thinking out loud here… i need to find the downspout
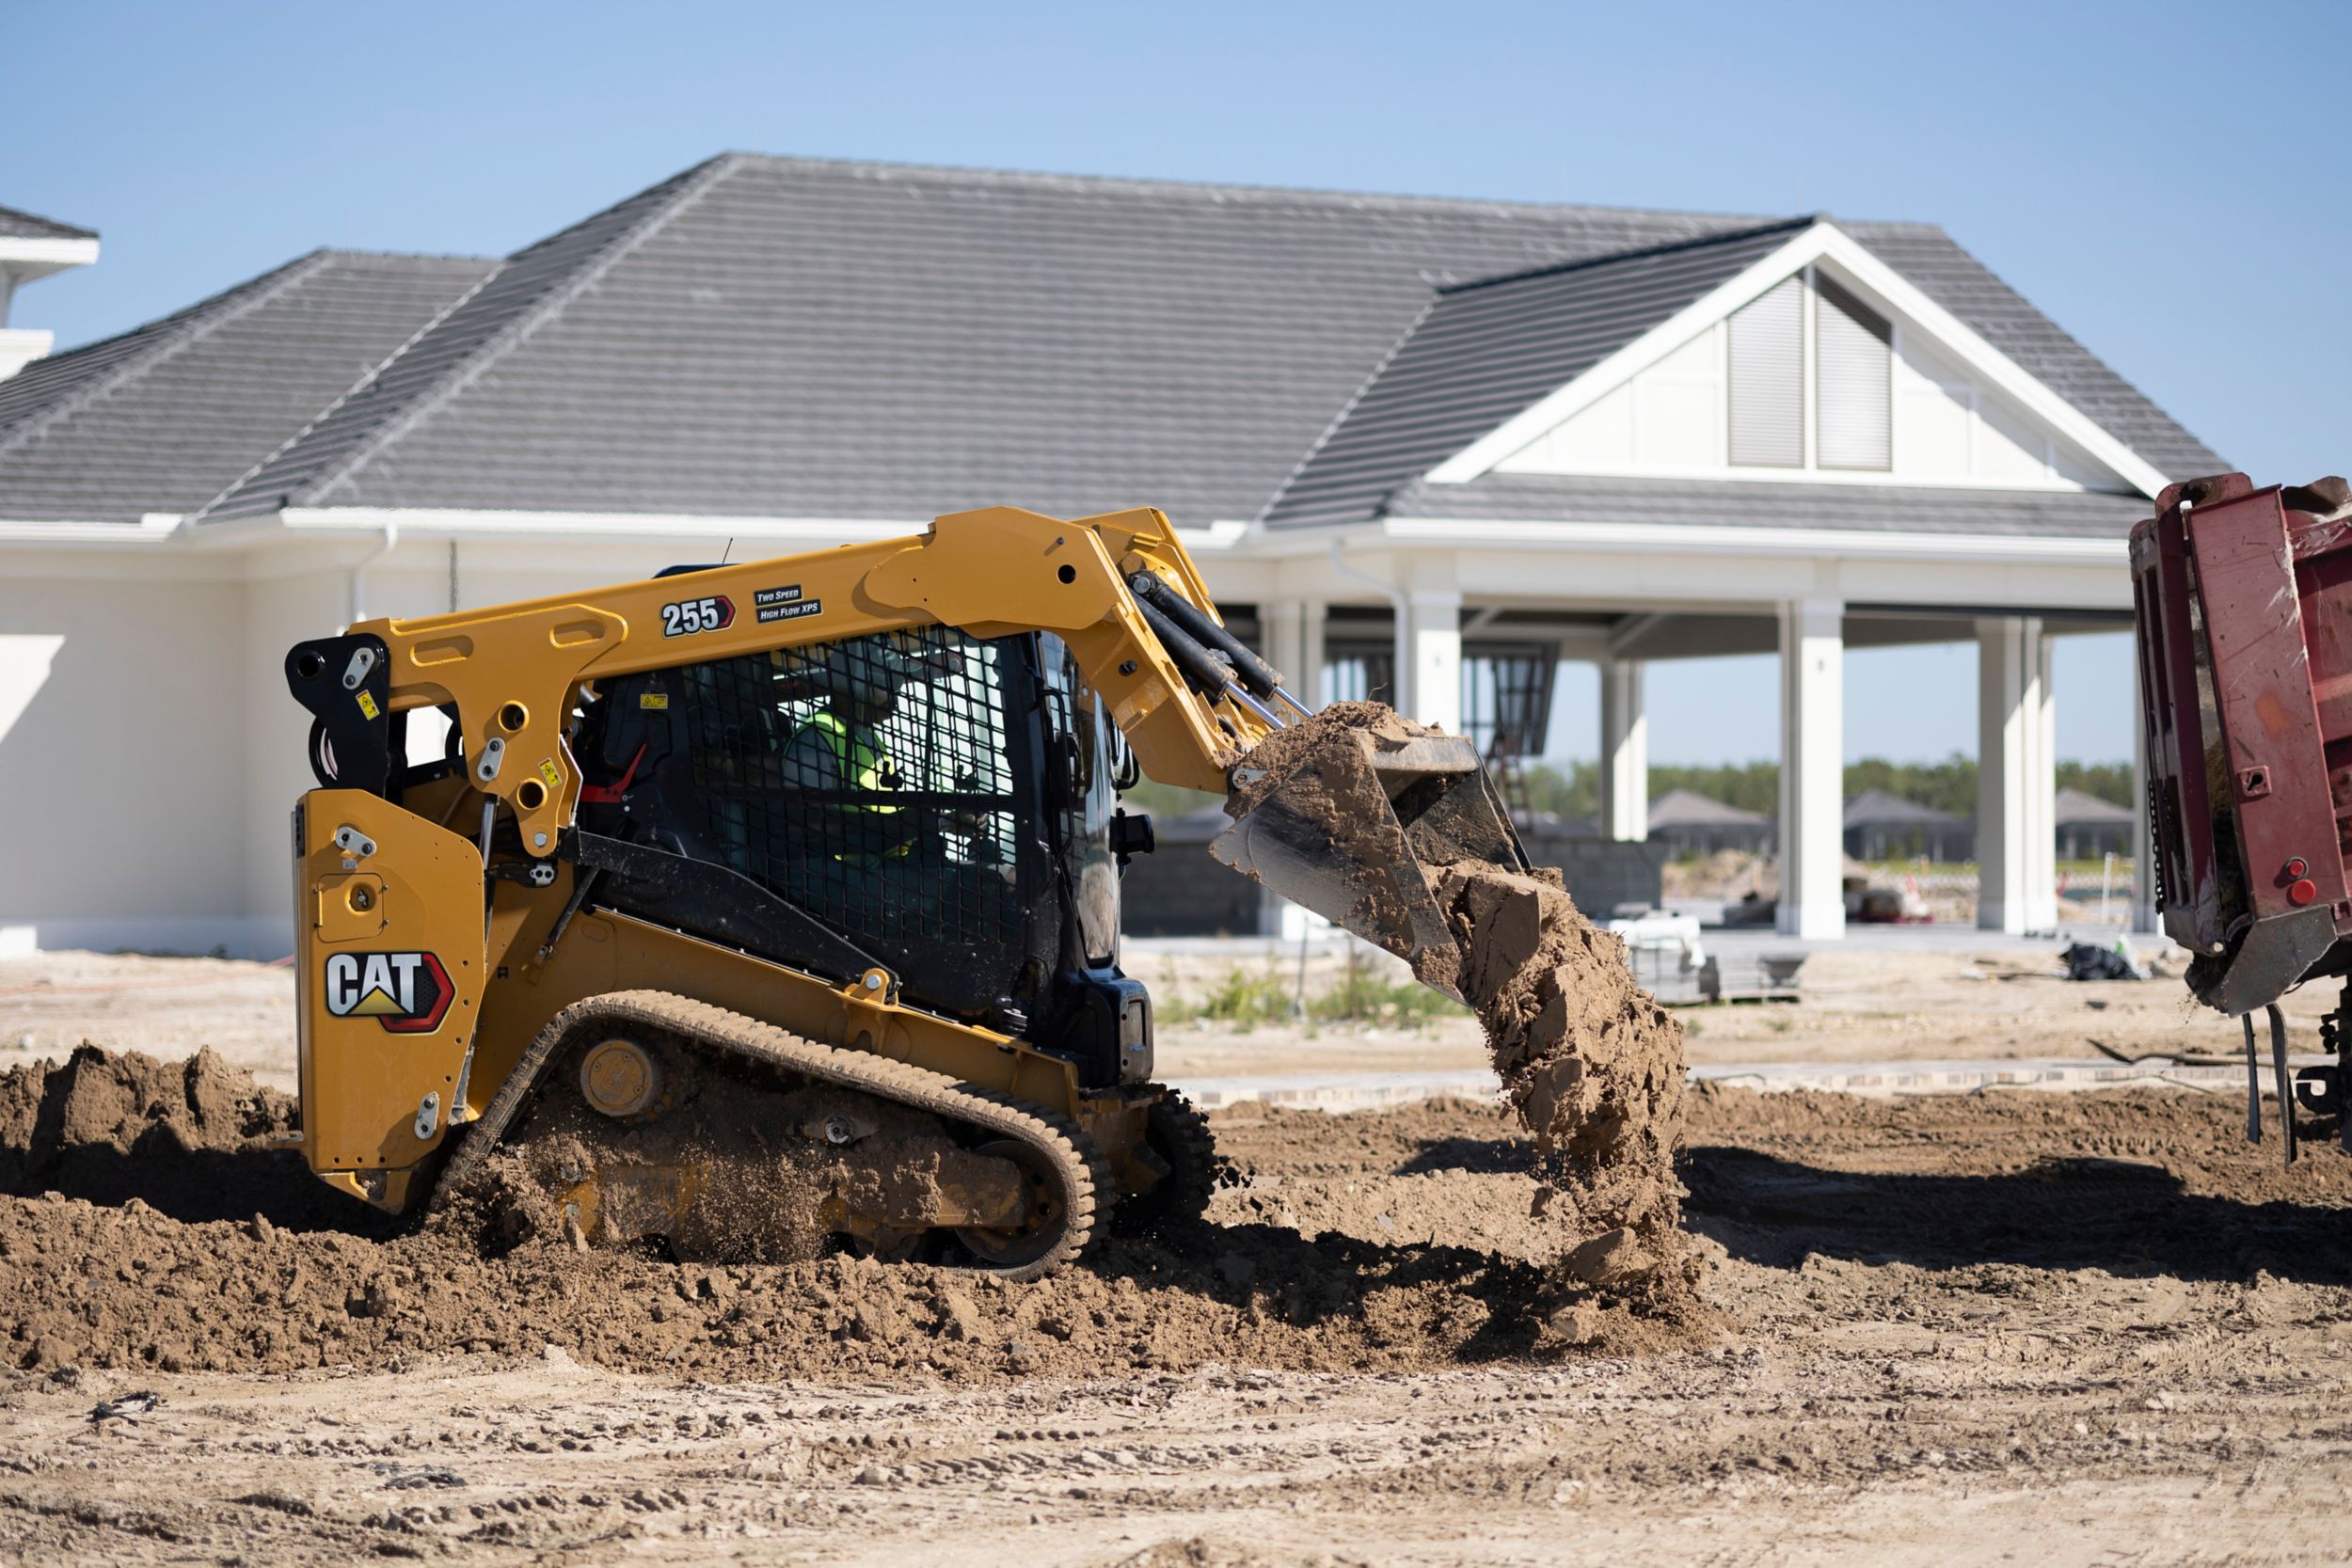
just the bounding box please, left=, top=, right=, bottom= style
left=346, top=518, right=398, bottom=629
left=1328, top=539, right=1410, bottom=714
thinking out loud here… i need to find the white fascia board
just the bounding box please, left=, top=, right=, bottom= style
left=0, top=513, right=183, bottom=545
left=278, top=507, right=926, bottom=542
left=1427, top=223, right=2172, bottom=501
left=1183, top=519, right=1249, bottom=551
left=1378, top=515, right=2128, bottom=566
left=1426, top=225, right=1834, bottom=485
left=265, top=507, right=1251, bottom=552
left=0, top=237, right=102, bottom=278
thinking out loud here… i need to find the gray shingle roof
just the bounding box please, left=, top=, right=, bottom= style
left=0, top=204, right=97, bottom=242
left=203, top=160, right=723, bottom=523
left=202, top=155, right=1790, bottom=527
left=2055, top=785, right=2134, bottom=825
left=1383, top=471, right=2152, bottom=538
left=1261, top=219, right=1815, bottom=529
left=1844, top=788, right=1964, bottom=828
left=143, top=153, right=2211, bottom=534
left=1647, top=788, right=1768, bottom=828
left=0, top=249, right=492, bottom=523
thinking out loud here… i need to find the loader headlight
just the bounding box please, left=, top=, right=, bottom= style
left=1120, top=996, right=1152, bottom=1085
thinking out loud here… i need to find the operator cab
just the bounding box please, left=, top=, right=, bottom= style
left=569, top=623, right=1152, bottom=1088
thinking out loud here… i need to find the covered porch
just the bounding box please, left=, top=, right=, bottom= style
left=1200, top=521, right=2150, bottom=942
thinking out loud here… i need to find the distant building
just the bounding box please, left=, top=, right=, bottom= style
left=1843, top=789, right=1970, bottom=862
left=1645, top=788, right=1773, bottom=857
left=2055, top=786, right=2135, bottom=860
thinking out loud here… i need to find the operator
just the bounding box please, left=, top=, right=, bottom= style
left=784, top=658, right=918, bottom=863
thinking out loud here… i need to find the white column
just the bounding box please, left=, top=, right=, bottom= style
left=1404, top=588, right=1463, bottom=733
left=1299, top=599, right=1327, bottom=706
left=1261, top=599, right=1305, bottom=694
left=1977, top=616, right=2058, bottom=934
left=2033, top=628, right=2058, bottom=926
left=1260, top=597, right=1327, bottom=708
left=1777, top=599, right=1846, bottom=940
left=1600, top=660, right=1648, bottom=840
left=2131, top=638, right=2156, bottom=933
left=1253, top=598, right=1320, bottom=937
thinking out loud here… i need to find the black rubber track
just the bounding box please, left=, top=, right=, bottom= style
left=433, top=990, right=1109, bottom=1281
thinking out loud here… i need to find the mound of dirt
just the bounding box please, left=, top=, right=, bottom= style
left=0, top=1044, right=366, bottom=1230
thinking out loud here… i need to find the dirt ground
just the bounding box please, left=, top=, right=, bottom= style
left=6, top=949, right=2352, bottom=1563
left=6, top=1065, right=2352, bottom=1560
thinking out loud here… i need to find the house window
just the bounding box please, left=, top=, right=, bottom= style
left=1815, top=275, right=1892, bottom=470
left=1727, top=277, right=1804, bottom=467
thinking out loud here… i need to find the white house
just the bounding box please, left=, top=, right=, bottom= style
left=0, top=157, right=2205, bottom=958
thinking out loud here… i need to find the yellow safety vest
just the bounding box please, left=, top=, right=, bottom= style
left=798, top=711, right=905, bottom=858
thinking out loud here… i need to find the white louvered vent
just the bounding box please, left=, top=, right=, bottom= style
left=1817, top=275, right=1892, bottom=470
left=1727, top=277, right=1803, bottom=467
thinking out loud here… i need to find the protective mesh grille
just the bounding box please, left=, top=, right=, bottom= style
left=675, top=627, right=1023, bottom=950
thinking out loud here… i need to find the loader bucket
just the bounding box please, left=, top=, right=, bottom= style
left=1208, top=723, right=1529, bottom=999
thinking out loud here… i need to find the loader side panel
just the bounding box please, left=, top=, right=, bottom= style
left=294, top=788, right=487, bottom=1199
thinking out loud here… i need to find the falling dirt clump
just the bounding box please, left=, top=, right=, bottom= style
left=1226, top=701, right=1695, bottom=1321
left=1436, top=863, right=1694, bottom=1314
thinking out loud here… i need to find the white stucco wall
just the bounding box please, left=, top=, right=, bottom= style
left=0, top=567, right=250, bottom=956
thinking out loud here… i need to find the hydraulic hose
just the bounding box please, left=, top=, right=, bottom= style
left=1129, top=572, right=1282, bottom=698
left=1134, top=597, right=1233, bottom=698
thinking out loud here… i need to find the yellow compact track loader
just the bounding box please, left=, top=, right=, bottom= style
left=284, top=506, right=1525, bottom=1277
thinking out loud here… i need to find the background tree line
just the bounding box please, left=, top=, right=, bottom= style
left=1516, top=754, right=2134, bottom=822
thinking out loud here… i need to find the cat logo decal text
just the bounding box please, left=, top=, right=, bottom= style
left=323, top=951, right=454, bottom=1033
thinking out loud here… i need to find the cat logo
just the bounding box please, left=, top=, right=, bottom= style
left=323, top=951, right=453, bottom=1034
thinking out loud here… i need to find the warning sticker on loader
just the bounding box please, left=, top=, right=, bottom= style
left=355, top=690, right=380, bottom=720
left=324, top=951, right=454, bottom=1034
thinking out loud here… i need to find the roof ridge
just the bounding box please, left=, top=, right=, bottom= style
left=1437, top=214, right=1820, bottom=296
left=721, top=150, right=1783, bottom=227
left=0, top=249, right=335, bottom=464
left=196, top=155, right=741, bottom=522
left=308, top=246, right=500, bottom=265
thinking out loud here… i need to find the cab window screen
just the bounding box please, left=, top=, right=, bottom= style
left=674, top=626, right=1022, bottom=951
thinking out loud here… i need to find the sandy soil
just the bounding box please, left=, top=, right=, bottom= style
left=6, top=1074, right=2352, bottom=1563
left=0, top=952, right=297, bottom=1092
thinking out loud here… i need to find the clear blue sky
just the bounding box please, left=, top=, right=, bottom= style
left=8, top=0, right=2345, bottom=765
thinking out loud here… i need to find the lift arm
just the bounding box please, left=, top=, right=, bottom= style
left=286, top=506, right=1287, bottom=860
